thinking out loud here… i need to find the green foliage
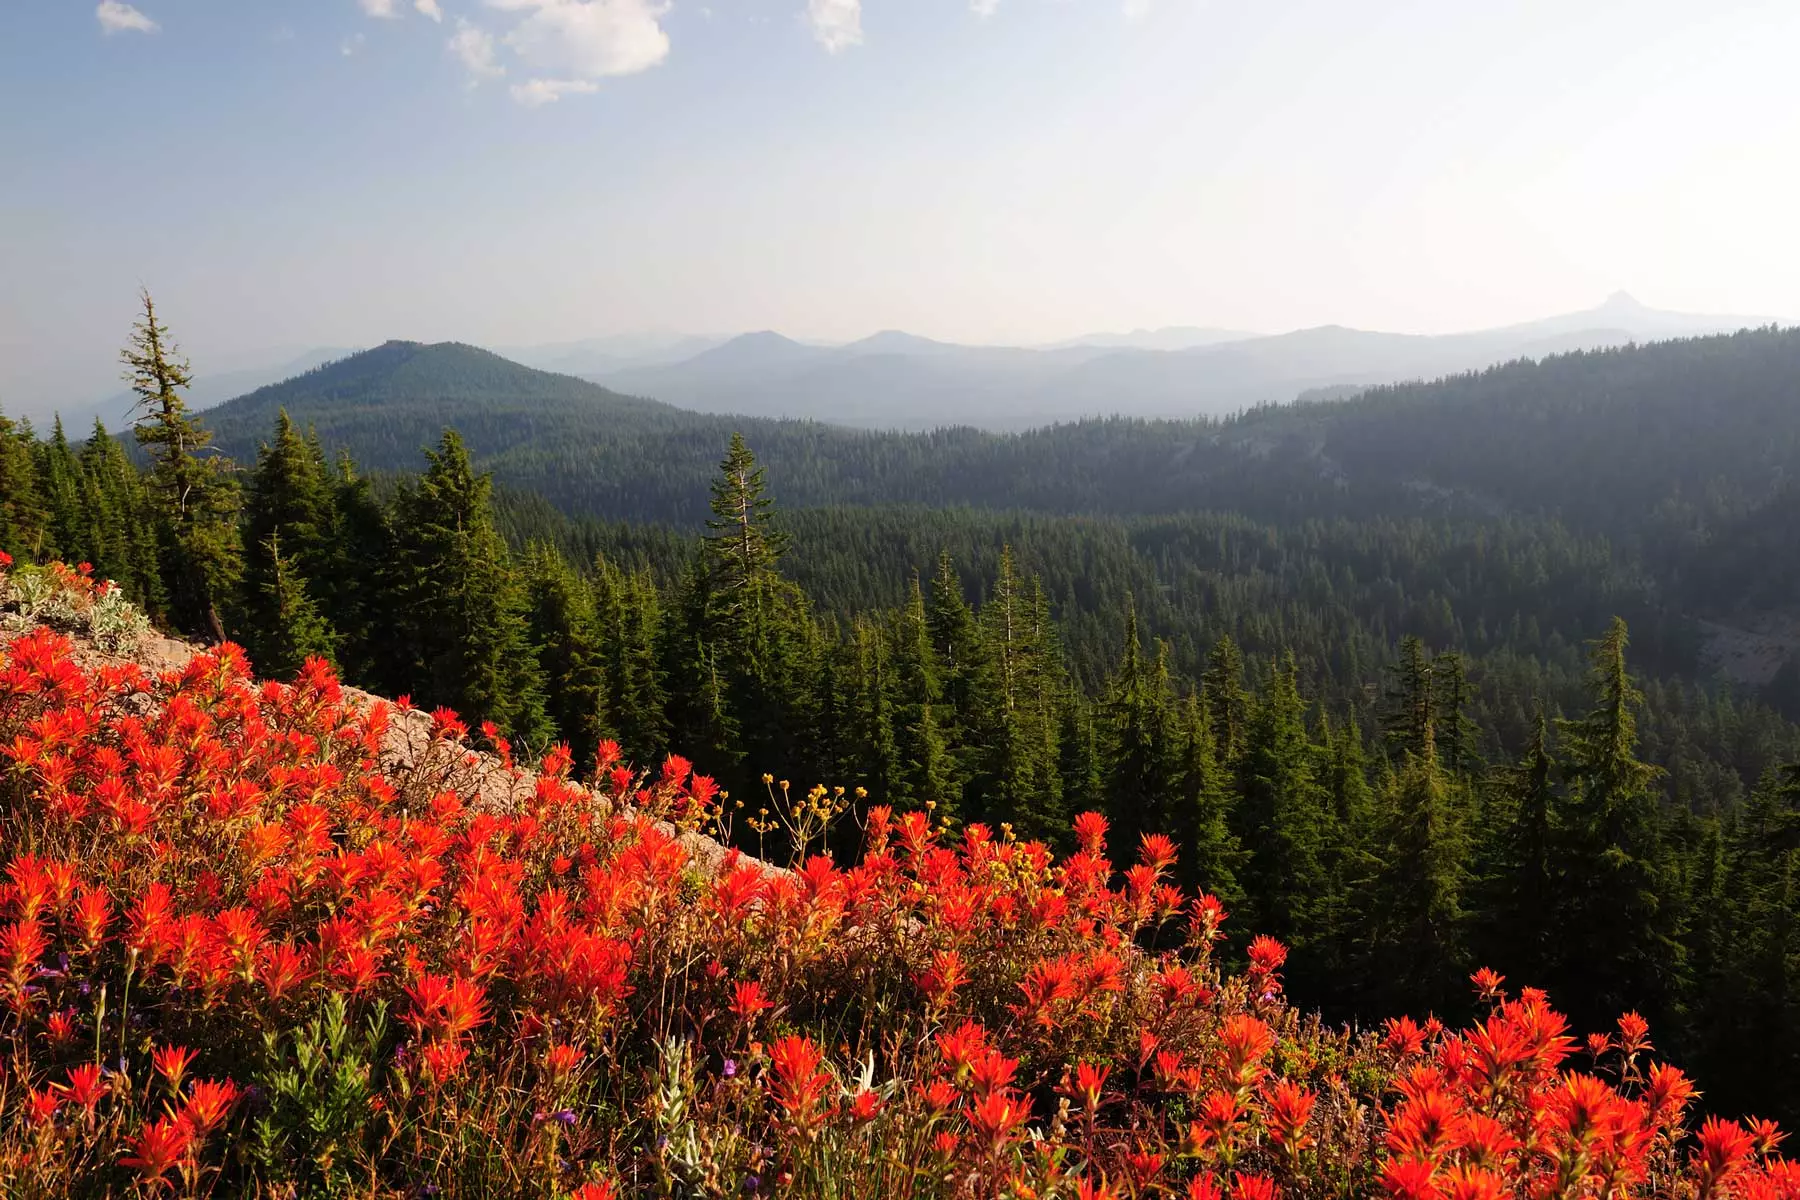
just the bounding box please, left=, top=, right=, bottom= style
left=385, top=430, right=552, bottom=745
left=249, top=993, right=392, bottom=1198
left=122, top=289, right=242, bottom=641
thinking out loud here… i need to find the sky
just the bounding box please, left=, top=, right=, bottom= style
left=6, top=0, right=1800, bottom=408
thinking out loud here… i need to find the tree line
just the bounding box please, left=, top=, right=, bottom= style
left=6, top=296, right=1800, bottom=1125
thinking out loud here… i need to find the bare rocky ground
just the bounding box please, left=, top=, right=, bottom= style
left=1698, top=611, right=1800, bottom=688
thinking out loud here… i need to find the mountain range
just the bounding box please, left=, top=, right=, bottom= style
left=588, top=294, right=1778, bottom=430
left=25, top=293, right=1778, bottom=435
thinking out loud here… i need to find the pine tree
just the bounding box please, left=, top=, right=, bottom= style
left=386, top=430, right=550, bottom=744
left=1484, top=714, right=1559, bottom=985
left=74, top=420, right=162, bottom=612
left=1235, top=655, right=1330, bottom=954
left=1709, top=766, right=1800, bottom=1117
left=593, top=557, right=670, bottom=766
left=1554, top=617, right=1681, bottom=1027
left=121, top=290, right=241, bottom=641
left=1432, top=650, right=1482, bottom=776
left=37, top=419, right=84, bottom=564
left=1201, top=635, right=1250, bottom=769
left=1101, top=599, right=1181, bottom=854
left=242, top=411, right=339, bottom=673
left=892, top=574, right=953, bottom=815
left=0, top=410, right=48, bottom=561
left=1364, top=736, right=1469, bottom=1016
left=315, top=455, right=391, bottom=686
left=522, top=542, right=612, bottom=770
left=248, top=529, right=338, bottom=679
left=928, top=550, right=991, bottom=792
left=1382, top=636, right=1436, bottom=763
left=1179, top=693, right=1245, bottom=908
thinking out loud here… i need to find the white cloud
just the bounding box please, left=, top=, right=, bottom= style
left=510, top=77, right=600, bottom=105
left=450, top=19, right=505, bottom=80
left=359, top=0, right=401, bottom=17
left=95, top=2, right=158, bottom=35
left=806, top=0, right=862, bottom=52
left=970, top=0, right=1000, bottom=16
left=341, top=32, right=366, bottom=55
left=416, top=0, right=445, bottom=19
left=1122, top=0, right=1154, bottom=17
left=489, top=0, right=672, bottom=82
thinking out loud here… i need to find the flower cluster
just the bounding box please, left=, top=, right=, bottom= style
left=0, top=613, right=1794, bottom=1197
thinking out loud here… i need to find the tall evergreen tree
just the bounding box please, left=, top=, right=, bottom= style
left=0, top=411, right=48, bottom=561
left=242, top=411, right=339, bottom=673
left=247, top=528, right=338, bottom=679
left=892, top=574, right=953, bottom=815
left=1201, top=635, right=1250, bottom=769
left=1554, top=617, right=1681, bottom=1027
left=386, top=430, right=550, bottom=744
left=522, top=542, right=612, bottom=769
left=1102, top=600, right=1182, bottom=854
left=1178, top=693, right=1245, bottom=908
left=121, top=290, right=241, bottom=642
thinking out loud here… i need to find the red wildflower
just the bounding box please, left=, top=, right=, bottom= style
left=768, top=1035, right=833, bottom=1132
left=1072, top=811, right=1109, bottom=855
left=966, top=1088, right=1029, bottom=1149
left=179, top=1078, right=240, bottom=1135
left=1217, top=1013, right=1275, bottom=1089
left=1229, top=1173, right=1279, bottom=1200
left=151, top=1044, right=198, bottom=1093
left=546, top=1043, right=585, bottom=1076
left=845, top=1088, right=883, bottom=1122
left=1694, top=1116, right=1756, bottom=1197
left=1379, top=1158, right=1439, bottom=1200
left=1265, top=1079, right=1315, bottom=1151
left=731, top=979, right=775, bottom=1020
left=120, top=1116, right=193, bottom=1187
left=59, top=1062, right=107, bottom=1111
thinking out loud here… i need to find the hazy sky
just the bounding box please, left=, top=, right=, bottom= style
left=6, top=0, right=1800, bottom=407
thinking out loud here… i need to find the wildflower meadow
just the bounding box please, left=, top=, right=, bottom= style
left=0, top=555, right=1795, bottom=1198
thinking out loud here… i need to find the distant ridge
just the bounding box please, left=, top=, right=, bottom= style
left=591, top=296, right=1784, bottom=431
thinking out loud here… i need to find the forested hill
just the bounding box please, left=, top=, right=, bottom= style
left=204, top=328, right=1800, bottom=547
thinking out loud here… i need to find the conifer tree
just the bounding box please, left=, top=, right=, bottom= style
left=928, top=551, right=991, bottom=788
left=852, top=617, right=903, bottom=806
left=74, top=420, right=162, bottom=612
left=242, top=411, right=340, bottom=673
left=522, top=542, right=611, bottom=769
left=592, top=558, right=670, bottom=766
left=1179, top=693, right=1245, bottom=908
left=1364, top=735, right=1469, bottom=1016
left=1201, top=635, right=1250, bottom=769
left=38, top=419, right=85, bottom=563
left=315, top=455, right=391, bottom=684
left=386, top=430, right=550, bottom=744
left=1235, top=655, right=1330, bottom=953
left=0, top=410, right=48, bottom=560
left=1709, top=766, right=1800, bottom=1116
left=1102, top=599, right=1181, bottom=853
left=121, top=290, right=241, bottom=641
left=1554, top=617, right=1681, bottom=1026
left=892, top=574, right=953, bottom=815
left=1485, top=714, right=1559, bottom=985
left=1382, top=636, right=1437, bottom=763
left=248, top=529, right=338, bottom=679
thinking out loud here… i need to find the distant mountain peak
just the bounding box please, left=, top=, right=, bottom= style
left=1600, top=291, right=1646, bottom=311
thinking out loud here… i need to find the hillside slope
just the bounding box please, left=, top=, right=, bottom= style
left=0, top=560, right=1790, bottom=1196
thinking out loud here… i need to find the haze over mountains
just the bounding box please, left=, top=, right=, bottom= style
left=589, top=293, right=1778, bottom=430
left=17, top=293, right=1778, bottom=435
